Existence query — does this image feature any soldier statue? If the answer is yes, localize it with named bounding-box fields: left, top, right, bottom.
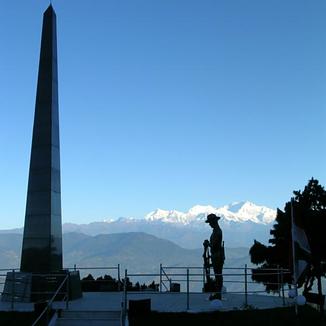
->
left=203, top=213, right=225, bottom=300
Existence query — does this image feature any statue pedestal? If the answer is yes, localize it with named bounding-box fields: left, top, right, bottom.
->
left=1, top=270, right=82, bottom=303
left=203, top=280, right=218, bottom=293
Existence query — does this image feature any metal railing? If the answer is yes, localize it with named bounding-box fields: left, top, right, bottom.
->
left=121, top=265, right=291, bottom=325
left=0, top=265, right=121, bottom=311
left=159, top=265, right=290, bottom=299
left=0, top=264, right=291, bottom=326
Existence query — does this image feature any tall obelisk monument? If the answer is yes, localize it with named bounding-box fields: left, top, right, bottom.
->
left=21, top=5, right=62, bottom=273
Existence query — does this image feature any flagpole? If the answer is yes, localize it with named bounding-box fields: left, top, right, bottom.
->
left=290, top=197, right=298, bottom=315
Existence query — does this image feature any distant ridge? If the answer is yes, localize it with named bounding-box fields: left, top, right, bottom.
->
left=0, top=232, right=250, bottom=280
left=0, top=201, right=276, bottom=248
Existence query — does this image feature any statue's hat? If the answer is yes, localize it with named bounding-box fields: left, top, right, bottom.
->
left=205, top=214, right=221, bottom=223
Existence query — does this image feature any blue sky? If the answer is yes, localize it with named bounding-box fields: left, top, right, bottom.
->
left=0, top=0, right=325, bottom=228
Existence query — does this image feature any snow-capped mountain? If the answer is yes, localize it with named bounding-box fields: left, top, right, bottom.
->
left=0, top=202, right=276, bottom=248
left=145, top=201, right=276, bottom=225
left=61, top=201, right=276, bottom=248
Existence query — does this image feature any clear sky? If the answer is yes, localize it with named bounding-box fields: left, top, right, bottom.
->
left=0, top=0, right=325, bottom=228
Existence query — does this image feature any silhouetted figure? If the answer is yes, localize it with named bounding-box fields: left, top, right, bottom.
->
left=204, top=214, right=225, bottom=300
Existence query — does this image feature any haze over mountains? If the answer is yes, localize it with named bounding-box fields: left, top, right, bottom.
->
left=0, top=232, right=252, bottom=291
left=0, top=202, right=276, bottom=291
left=0, top=201, right=276, bottom=248
left=87, top=201, right=276, bottom=248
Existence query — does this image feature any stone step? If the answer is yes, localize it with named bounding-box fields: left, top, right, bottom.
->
left=60, top=310, right=121, bottom=319
left=55, top=310, right=121, bottom=326
left=55, top=319, right=120, bottom=326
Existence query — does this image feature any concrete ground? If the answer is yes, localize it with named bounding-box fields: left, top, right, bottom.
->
left=0, top=292, right=299, bottom=326
left=0, top=292, right=291, bottom=312
left=53, top=292, right=291, bottom=326
left=55, top=291, right=291, bottom=312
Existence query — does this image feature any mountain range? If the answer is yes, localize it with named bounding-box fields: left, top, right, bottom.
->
left=0, top=201, right=277, bottom=292
left=0, top=201, right=276, bottom=248
left=64, top=201, right=276, bottom=248
left=144, top=201, right=275, bottom=224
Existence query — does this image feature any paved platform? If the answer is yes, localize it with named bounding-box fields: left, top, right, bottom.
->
left=0, top=291, right=296, bottom=326
left=54, top=292, right=291, bottom=325
left=0, top=291, right=291, bottom=313
left=56, top=291, right=290, bottom=312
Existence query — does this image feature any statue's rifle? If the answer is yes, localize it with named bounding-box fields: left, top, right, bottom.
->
left=203, top=240, right=212, bottom=286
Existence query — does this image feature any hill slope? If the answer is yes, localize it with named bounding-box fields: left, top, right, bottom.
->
left=0, top=232, right=249, bottom=272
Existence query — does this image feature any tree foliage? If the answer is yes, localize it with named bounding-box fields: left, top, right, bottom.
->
left=249, top=178, right=326, bottom=292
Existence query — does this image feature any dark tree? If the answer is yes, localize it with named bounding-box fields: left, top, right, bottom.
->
left=249, top=178, right=326, bottom=292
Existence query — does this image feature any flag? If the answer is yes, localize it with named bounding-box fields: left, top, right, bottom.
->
left=291, top=198, right=311, bottom=288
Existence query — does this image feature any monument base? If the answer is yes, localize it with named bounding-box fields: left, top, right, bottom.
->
left=1, top=270, right=82, bottom=303
left=203, top=280, right=218, bottom=293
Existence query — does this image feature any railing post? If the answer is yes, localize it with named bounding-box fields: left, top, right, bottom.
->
left=123, top=269, right=127, bottom=320
left=11, top=269, right=15, bottom=311
left=186, top=268, right=190, bottom=310
left=159, top=264, right=162, bottom=292
left=244, top=264, right=248, bottom=306
left=66, top=274, right=69, bottom=310
left=280, top=268, right=285, bottom=306
left=118, top=264, right=121, bottom=291
left=202, top=265, right=205, bottom=293
left=74, top=264, right=76, bottom=271
left=317, top=275, right=324, bottom=314
left=277, top=265, right=281, bottom=297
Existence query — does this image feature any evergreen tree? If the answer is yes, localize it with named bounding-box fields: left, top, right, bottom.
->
left=249, top=178, right=326, bottom=292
